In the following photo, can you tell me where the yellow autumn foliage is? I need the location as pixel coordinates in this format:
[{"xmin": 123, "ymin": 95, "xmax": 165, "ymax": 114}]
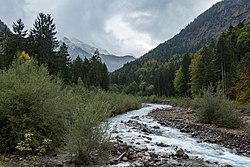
[{"xmin": 20, "ymin": 51, "xmax": 31, "ymax": 60}]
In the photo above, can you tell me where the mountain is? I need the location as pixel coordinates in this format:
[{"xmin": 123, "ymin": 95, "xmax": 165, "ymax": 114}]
[
  {"xmin": 112, "ymin": 0, "xmax": 250, "ymax": 74},
  {"xmin": 62, "ymin": 37, "xmax": 136, "ymax": 72},
  {"xmin": 142, "ymin": 0, "xmax": 250, "ymax": 60}
]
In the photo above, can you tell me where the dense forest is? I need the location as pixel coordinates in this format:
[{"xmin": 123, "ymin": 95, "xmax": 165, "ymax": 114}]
[
  {"xmin": 111, "ymin": 0, "xmax": 250, "ymax": 99},
  {"xmin": 111, "ymin": 24, "xmax": 250, "ymax": 103},
  {"xmin": 0, "ymin": 14, "xmax": 109, "ymax": 90}
]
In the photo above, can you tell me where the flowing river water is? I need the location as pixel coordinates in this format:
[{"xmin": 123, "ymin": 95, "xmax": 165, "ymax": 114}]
[{"xmin": 108, "ymin": 104, "xmax": 250, "ymax": 167}]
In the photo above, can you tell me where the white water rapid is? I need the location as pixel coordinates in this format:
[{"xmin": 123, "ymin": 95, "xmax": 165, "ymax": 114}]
[{"xmin": 108, "ymin": 104, "xmax": 250, "ymax": 167}]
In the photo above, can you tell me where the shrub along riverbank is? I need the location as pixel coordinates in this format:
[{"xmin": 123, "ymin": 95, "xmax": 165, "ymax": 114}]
[
  {"xmin": 167, "ymin": 89, "xmax": 249, "ymax": 130},
  {"xmin": 0, "ymin": 57, "xmax": 140, "ymax": 165}
]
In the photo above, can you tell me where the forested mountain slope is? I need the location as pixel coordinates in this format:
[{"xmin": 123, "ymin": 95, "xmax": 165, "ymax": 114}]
[
  {"xmin": 144, "ymin": 0, "xmax": 250, "ymax": 60},
  {"xmin": 112, "ymin": 0, "xmax": 250, "ymax": 80}
]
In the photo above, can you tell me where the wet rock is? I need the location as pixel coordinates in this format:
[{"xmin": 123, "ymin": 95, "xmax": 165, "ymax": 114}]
[
  {"xmin": 224, "ymin": 165, "xmax": 233, "ymax": 167},
  {"xmin": 156, "ymin": 142, "xmax": 169, "ymax": 147},
  {"xmin": 183, "ymin": 153, "xmax": 189, "ymax": 159},
  {"xmin": 122, "ymin": 156, "xmax": 128, "ymax": 161},
  {"xmin": 152, "ymin": 125, "xmax": 160, "ymax": 129},
  {"xmin": 141, "ymin": 127, "xmax": 151, "ymax": 133},
  {"xmin": 134, "ymin": 162, "xmax": 142, "ymax": 167},
  {"xmin": 176, "ymin": 149, "xmax": 185, "ymax": 158},
  {"xmin": 131, "ymin": 116, "xmax": 140, "ymax": 120},
  {"xmin": 142, "ymin": 135, "xmax": 152, "ymax": 141},
  {"xmin": 161, "ymin": 153, "xmax": 170, "ymax": 158}
]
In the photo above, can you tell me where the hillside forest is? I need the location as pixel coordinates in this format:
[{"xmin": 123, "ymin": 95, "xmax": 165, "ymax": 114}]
[{"xmin": 111, "ymin": 24, "xmax": 250, "ymax": 104}]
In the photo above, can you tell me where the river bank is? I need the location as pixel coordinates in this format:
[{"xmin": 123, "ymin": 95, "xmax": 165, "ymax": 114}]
[
  {"xmin": 148, "ymin": 106, "xmax": 250, "ymax": 155},
  {"xmin": 2, "ymin": 104, "xmax": 250, "ymax": 167}
]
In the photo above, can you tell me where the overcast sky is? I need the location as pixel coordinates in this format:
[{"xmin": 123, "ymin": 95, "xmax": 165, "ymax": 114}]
[{"xmin": 0, "ymin": 0, "xmax": 221, "ymax": 57}]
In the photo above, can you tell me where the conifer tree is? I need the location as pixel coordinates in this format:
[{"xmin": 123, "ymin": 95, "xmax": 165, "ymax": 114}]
[
  {"xmin": 29, "ymin": 13, "xmax": 59, "ymax": 74},
  {"xmin": 71, "ymin": 56, "xmax": 84, "ymax": 84},
  {"xmin": 56, "ymin": 42, "xmax": 71, "ymax": 83},
  {"xmin": 86, "ymin": 49, "xmax": 109, "ymax": 90},
  {"xmin": 12, "ymin": 19, "xmax": 27, "ymax": 38}
]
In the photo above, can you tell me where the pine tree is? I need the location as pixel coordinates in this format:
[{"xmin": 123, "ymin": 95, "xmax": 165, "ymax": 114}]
[
  {"xmin": 101, "ymin": 63, "xmax": 109, "ymax": 90},
  {"xmin": 71, "ymin": 56, "xmax": 84, "ymax": 84},
  {"xmin": 0, "ymin": 19, "xmax": 28, "ymax": 69},
  {"xmin": 181, "ymin": 53, "xmax": 191, "ymax": 96},
  {"xmin": 86, "ymin": 49, "xmax": 109, "ymax": 90},
  {"xmin": 29, "ymin": 13, "xmax": 59, "ymax": 74},
  {"xmin": 12, "ymin": 19, "xmax": 27, "ymax": 38},
  {"xmin": 56, "ymin": 42, "xmax": 71, "ymax": 83}
]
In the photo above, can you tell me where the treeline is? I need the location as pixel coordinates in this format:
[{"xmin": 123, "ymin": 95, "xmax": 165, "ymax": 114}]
[
  {"xmin": 0, "ymin": 13, "xmax": 109, "ymax": 89},
  {"xmin": 111, "ymin": 23, "xmax": 250, "ymax": 103}
]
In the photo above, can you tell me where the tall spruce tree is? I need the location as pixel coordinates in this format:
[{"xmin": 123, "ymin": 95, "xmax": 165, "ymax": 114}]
[
  {"xmin": 12, "ymin": 19, "xmax": 27, "ymax": 38},
  {"xmin": 71, "ymin": 56, "xmax": 84, "ymax": 84},
  {"xmin": 0, "ymin": 19, "xmax": 28, "ymax": 69},
  {"xmin": 86, "ymin": 49, "xmax": 109, "ymax": 90},
  {"xmin": 181, "ymin": 53, "xmax": 191, "ymax": 96},
  {"xmin": 29, "ymin": 13, "xmax": 59, "ymax": 74},
  {"xmin": 56, "ymin": 42, "xmax": 71, "ymax": 83}
]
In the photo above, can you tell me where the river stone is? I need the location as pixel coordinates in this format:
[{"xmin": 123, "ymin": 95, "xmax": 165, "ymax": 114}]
[
  {"xmin": 156, "ymin": 142, "xmax": 169, "ymax": 147},
  {"xmin": 183, "ymin": 153, "xmax": 189, "ymax": 159},
  {"xmin": 152, "ymin": 125, "xmax": 160, "ymax": 129},
  {"xmin": 161, "ymin": 153, "xmax": 170, "ymax": 158},
  {"xmin": 176, "ymin": 148, "xmax": 185, "ymax": 158},
  {"xmin": 134, "ymin": 161, "xmax": 142, "ymax": 167},
  {"xmin": 122, "ymin": 157, "xmax": 128, "ymax": 161}
]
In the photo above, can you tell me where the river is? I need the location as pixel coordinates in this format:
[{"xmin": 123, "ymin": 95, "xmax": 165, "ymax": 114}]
[{"xmin": 108, "ymin": 104, "xmax": 250, "ymax": 167}]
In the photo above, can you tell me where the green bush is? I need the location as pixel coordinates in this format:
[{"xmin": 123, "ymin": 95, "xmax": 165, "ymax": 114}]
[
  {"xmin": 0, "ymin": 58, "xmax": 81, "ymax": 154},
  {"xmin": 194, "ymin": 89, "xmax": 243, "ymax": 128},
  {"xmin": 66, "ymin": 99, "xmax": 111, "ymax": 165},
  {"xmin": 105, "ymin": 92, "xmax": 140, "ymax": 115},
  {"xmin": 0, "ymin": 56, "xmax": 140, "ymax": 165},
  {"xmin": 66, "ymin": 84, "xmax": 139, "ymax": 165}
]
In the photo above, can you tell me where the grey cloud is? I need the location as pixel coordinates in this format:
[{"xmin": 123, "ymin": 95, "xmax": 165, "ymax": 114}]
[
  {"xmin": 0, "ymin": 0, "xmax": 27, "ymax": 27},
  {"xmin": 0, "ymin": 0, "xmax": 221, "ymax": 57},
  {"xmin": 122, "ymin": 0, "xmax": 222, "ymax": 41}
]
